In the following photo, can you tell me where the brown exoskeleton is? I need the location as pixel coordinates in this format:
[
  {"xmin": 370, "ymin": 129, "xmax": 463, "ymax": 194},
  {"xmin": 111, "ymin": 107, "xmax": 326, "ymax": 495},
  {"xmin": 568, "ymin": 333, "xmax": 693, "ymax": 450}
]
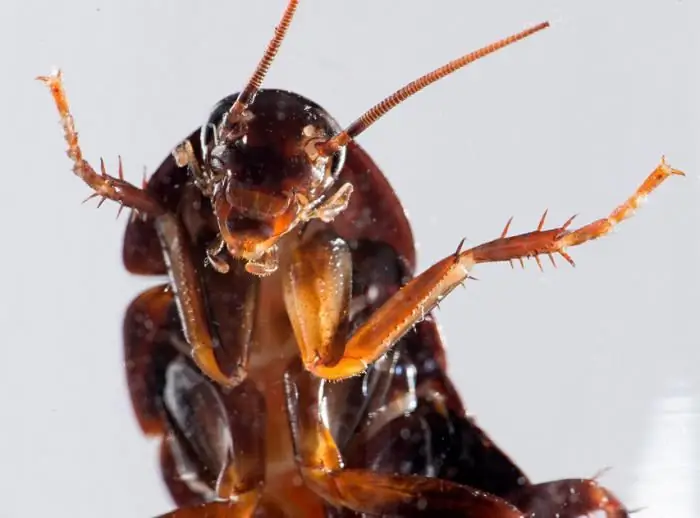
[{"xmin": 39, "ymin": 1, "xmax": 684, "ymax": 516}]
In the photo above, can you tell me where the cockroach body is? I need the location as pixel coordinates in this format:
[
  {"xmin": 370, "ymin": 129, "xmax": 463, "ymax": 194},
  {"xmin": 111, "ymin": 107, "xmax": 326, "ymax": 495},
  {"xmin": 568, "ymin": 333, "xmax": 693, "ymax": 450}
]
[{"xmin": 39, "ymin": 1, "xmax": 685, "ymax": 517}]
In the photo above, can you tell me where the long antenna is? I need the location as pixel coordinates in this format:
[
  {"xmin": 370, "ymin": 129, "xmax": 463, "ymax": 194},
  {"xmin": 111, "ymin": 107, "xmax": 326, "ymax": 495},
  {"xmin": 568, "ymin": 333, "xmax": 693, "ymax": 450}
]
[
  {"xmin": 222, "ymin": 0, "xmax": 300, "ymax": 129},
  {"xmin": 317, "ymin": 21, "xmax": 550, "ymax": 156}
]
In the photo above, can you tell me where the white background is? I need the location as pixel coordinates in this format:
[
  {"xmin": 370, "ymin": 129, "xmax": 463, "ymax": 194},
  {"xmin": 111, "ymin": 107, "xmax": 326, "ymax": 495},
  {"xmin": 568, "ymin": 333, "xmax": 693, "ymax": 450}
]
[{"xmin": 1, "ymin": 1, "xmax": 698, "ymax": 517}]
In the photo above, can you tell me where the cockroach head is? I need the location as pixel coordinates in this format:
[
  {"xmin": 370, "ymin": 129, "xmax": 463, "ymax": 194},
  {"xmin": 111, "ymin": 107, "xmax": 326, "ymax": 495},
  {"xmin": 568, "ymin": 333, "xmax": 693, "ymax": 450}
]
[
  {"xmin": 188, "ymin": 90, "xmax": 347, "ymax": 276},
  {"xmin": 171, "ymin": 0, "xmax": 549, "ymax": 277}
]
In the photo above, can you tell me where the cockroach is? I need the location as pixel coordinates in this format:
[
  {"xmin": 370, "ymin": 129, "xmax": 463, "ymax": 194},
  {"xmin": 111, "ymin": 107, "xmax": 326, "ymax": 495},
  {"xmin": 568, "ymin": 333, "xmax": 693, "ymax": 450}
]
[{"xmin": 39, "ymin": 1, "xmax": 685, "ymax": 516}]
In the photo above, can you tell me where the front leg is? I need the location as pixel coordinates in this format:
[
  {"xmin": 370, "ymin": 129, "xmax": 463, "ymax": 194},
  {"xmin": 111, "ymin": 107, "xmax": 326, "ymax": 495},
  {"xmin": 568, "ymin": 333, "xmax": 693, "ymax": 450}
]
[
  {"xmin": 282, "ymin": 227, "xmax": 353, "ymax": 370},
  {"xmin": 156, "ymin": 214, "xmax": 254, "ymax": 387},
  {"xmin": 40, "ymin": 69, "xmax": 253, "ymax": 388},
  {"xmin": 38, "ymin": 70, "xmax": 164, "ymax": 217},
  {"xmin": 284, "ymin": 158, "xmax": 683, "ymax": 380}
]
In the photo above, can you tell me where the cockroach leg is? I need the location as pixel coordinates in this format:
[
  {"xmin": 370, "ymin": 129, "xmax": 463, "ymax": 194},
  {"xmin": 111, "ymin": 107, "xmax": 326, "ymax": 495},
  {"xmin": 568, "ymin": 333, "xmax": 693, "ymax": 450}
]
[
  {"xmin": 557, "ymin": 156, "xmax": 684, "ymax": 249},
  {"xmin": 282, "ymin": 229, "xmax": 352, "ymax": 369},
  {"xmin": 283, "ymin": 359, "xmax": 524, "ymax": 517},
  {"xmin": 469, "ymin": 157, "xmax": 683, "ymax": 265},
  {"xmin": 507, "ymin": 479, "xmax": 628, "ymax": 517},
  {"xmin": 155, "ymin": 214, "xmax": 246, "ymax": 387},
  {"xmin": 159, "ymin": 358, "xmax": 265, "ymax": 517},
  {"xmin": 304, "ymin": 158, "xmax": 683, "ymax": 381},
  {"xmin": 37, "ymin": 70, "xmax": 165, "ymax": 217}
]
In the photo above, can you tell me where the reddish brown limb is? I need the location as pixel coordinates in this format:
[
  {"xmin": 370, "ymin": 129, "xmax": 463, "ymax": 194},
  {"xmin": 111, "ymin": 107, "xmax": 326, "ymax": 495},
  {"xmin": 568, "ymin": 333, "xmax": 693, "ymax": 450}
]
[
  {"xmin": 155, "ymin": 214, "xmax": 246, "ymax": 387},
  {"xmin": 558, "ymin": 156, "xmax": 684, "ymax": 249},
  {"xmin": 37, "ymin": 70, "xmax": 164, "ymax": 216},
  {"xmin": 283, "ymin": 359, "xmax": 523, "ymax": 517},
  {"xmin": 305, "ymin": 158, "xmax": 683, "ymax": 381},
  {"xmin": 308, "ymin": 246, "xmax": 478, "ymax": 379},
  {"xmin": 469, "ymin": 158, "xmax": 683, "ymax": 267}
]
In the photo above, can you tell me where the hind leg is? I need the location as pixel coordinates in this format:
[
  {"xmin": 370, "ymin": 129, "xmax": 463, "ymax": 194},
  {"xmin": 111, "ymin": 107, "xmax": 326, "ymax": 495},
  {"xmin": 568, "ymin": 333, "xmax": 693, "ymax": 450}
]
[{"xmin": 283, "ymin": 358, "xmax": 524, "ymax": 517}]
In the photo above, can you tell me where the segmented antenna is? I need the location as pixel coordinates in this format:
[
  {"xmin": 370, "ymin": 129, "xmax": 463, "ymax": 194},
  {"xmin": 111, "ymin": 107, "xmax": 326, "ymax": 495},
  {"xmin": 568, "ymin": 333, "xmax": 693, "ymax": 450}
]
[
  {"xmin": 317, "ymin": 21, "xmax": 550, "ymax": 156},
  {"xmin": 222, "ymin": 0, "xmax": 300, "ymax": 128}
]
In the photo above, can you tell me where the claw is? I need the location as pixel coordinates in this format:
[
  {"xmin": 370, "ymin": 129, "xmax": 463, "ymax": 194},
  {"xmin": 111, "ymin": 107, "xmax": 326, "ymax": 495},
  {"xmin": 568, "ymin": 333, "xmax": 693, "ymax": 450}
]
[
  {"xmin": 40, "ymin": 67, "xmax": 164, "ymax": 218},
  {"xmin": 661, "ymin": 155, "xmax": 685, "ymax": 176}
]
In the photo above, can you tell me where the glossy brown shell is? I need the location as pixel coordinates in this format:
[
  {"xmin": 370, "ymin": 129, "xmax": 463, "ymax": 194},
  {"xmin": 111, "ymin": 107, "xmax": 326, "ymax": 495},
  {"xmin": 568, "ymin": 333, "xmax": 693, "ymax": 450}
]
[{"xmin": 120, "ymin": 95, "xmax": 624, "ymax": 517}]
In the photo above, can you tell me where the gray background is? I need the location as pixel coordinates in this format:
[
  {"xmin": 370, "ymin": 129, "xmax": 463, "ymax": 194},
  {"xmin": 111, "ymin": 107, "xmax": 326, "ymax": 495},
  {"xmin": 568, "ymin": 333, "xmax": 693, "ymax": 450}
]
[{"xmin": 2, "ymin": 1, "xmax": 698, "ymax": 517}]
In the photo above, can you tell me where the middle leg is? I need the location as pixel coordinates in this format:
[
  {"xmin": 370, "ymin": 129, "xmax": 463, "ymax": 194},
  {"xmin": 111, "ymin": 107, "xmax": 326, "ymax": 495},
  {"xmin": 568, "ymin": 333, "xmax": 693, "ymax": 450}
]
[{"xmin": 282, "ymin": 158, "xmax": 684, "ymax": 381}]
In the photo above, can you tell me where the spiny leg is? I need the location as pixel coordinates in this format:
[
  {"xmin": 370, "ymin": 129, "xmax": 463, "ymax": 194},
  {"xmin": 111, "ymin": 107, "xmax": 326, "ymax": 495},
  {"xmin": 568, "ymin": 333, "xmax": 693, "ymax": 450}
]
[
  {"xmin": 302, "ymin": 158, "xmax": 683, "ymax": 380},
  {"xmin": 283, "ymin": 358, "xmax": 524, "ymax": 517},
  {"xmin": 557, "ymin": 156, "xmax": 684, "ymax": 249},
  {"xmin": 38, "ymin": 70, "xmax": 164, "ymax": 217},
  {"xmin": 155, "ymin": 214, "xmax": 253, "ymax": 387}
]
